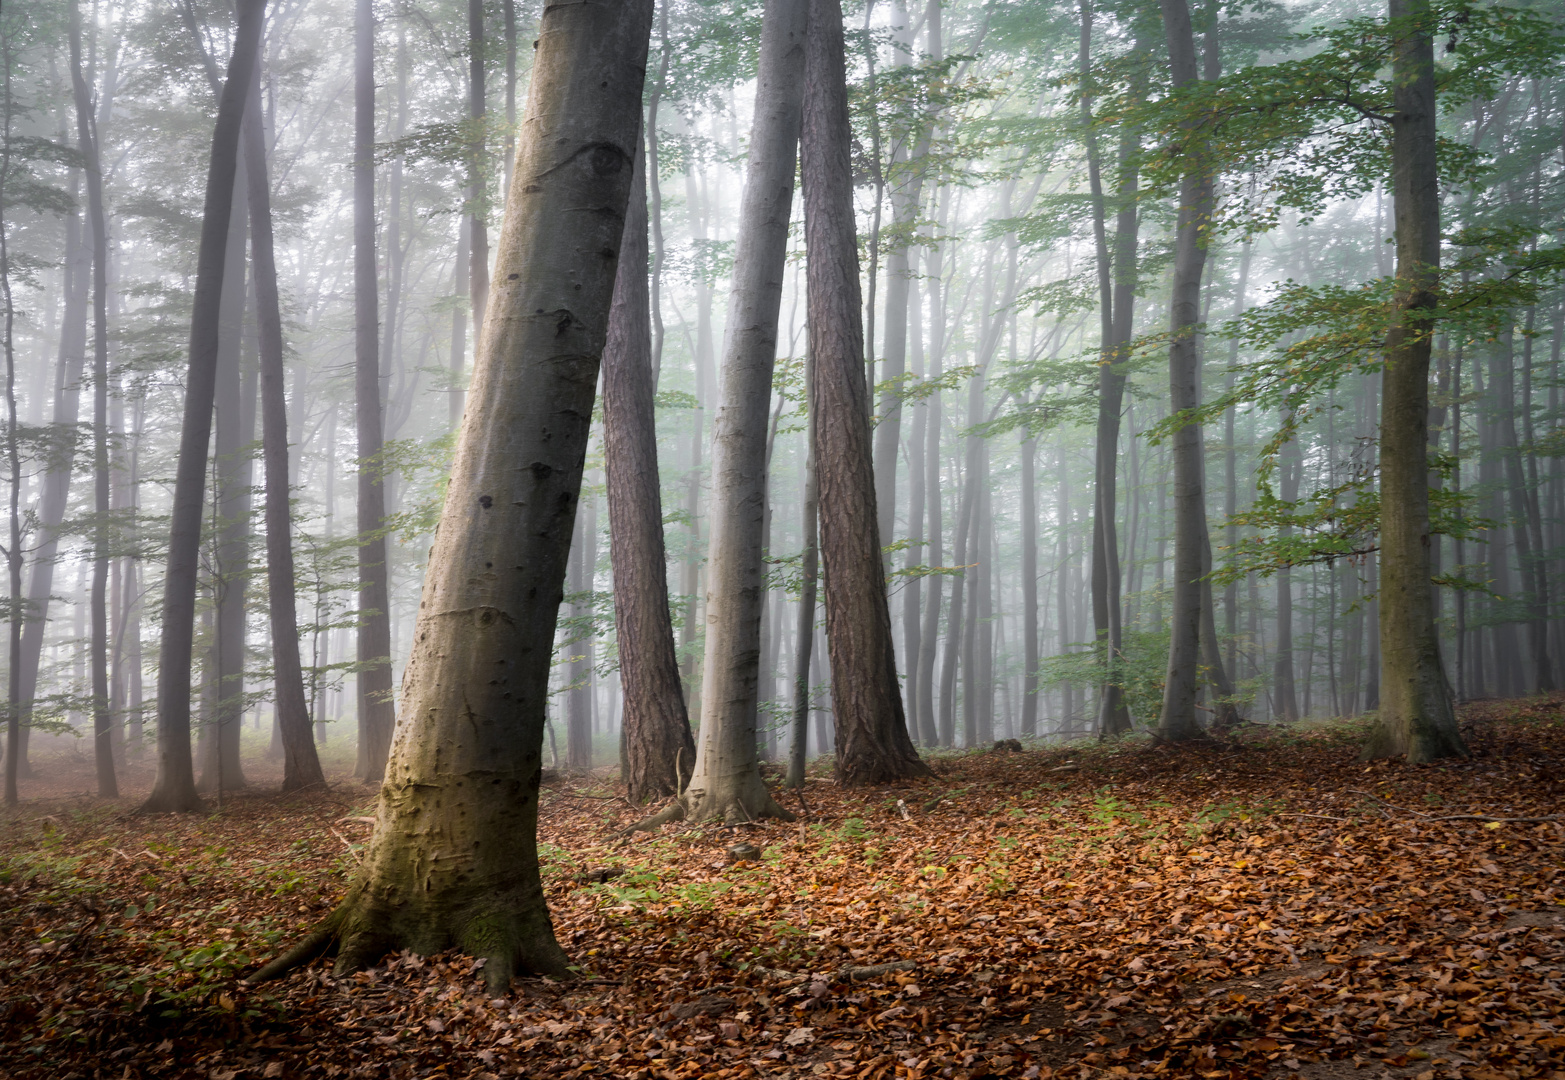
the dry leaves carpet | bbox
[2,699,1563,1080]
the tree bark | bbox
[1155,0,1212,744]
[469,0,491,344]
[603,133,695,804]
[802,0,927,784]
[354,0,395,784]
[142,0,265,814]
[1020,428,1038,736]
[244,60,324,792]
[1363,0,1463,762]
[785,408,818,789]
[250,0,653,992]
[682,0,806,822]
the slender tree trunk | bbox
[1155,0,1212,743]
[251,0,653,991]
[143,0,265,813]
[354,0,395,783]
[566,510,594,770]
[1363,0,1463,762]
[1020,429,1038,736]
[1,33,21,806]
[469,0,491,343]
[244,62,323,792]
[604,133,694,804]
[785,385,819,789]
[801,0,927,784]
[681,0,805,821]
[913,216,944,747]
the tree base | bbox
[622,781,796,833]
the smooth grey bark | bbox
[1154,0,1212,744]
[244,63,324,792]
[802,0,927,784]
[603,137,694,804]
[142,0,265,814]
[785,376,818,790]
[566,506,594,771]
[1492,328,1553,691]
[69,0,116,798]
[682,0,805,822]
[250,0,653,992]
[1272,424,1300,720]
[1020,427,1038,736]
[1,55,20,804]
[469,0,491,345]
[1362,0,1463,762]
[354,0,394,783]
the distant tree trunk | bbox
[354,0,395,784]
[468,0,491,343]
[802,0,927,784]
[2,34,24,804]
[913,221,944,747]
[142,0,265,814]
[69,0,117,797]
[1363,0,1463,762]
[449,219,470,430]
[1154,0,1212,744]
[1020,428,1038,736]
[250,0,653,991]
[785,383,818,789]
[603,134,695,804]
[681,0,805,822]
[566,509,594,770]
[1491,327,1553,691]
[244,63,324,792]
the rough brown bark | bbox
[603,136,695,804]
[801,0,927,785]
[248,0,653,993]
[142,0,266,813]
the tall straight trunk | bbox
[69,0,116,797]
[975,469,994,744]
[1155,0,1212,743]
[354,0,395,784]
[1222,241,1251,676]
[1,39,20,805]
[801,0,926,784]
[682,0,804,822]
[901,307,926,742]
[1492,326,1552,691]
[1272,424,1300,720]
[1057,444,1075,729]
[566,510,593,770]
[251,0,653,992]
[244,62,324,792]
[941,455,976,745]
[449,218,470,429]
[786,366,819,789]
[503,0,517,193]
[913,202,945,747]
[1364,0,1463,762]
[1020,429,1038,736]
[142,0,266,814]
[604,135,694,804]
[469,0,491,344]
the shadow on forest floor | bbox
[2,694,1562,1080]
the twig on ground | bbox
[330,828,363,864]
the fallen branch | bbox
[1345,790,1562,824]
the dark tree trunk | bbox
[250,0,653,993]
[801,0,927,784]
[244,62,324,792]
[142,0,266,814]
[603,135,695,804]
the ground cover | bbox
[1,697,1562,1080]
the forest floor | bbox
[1,698,1563,1080]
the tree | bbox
[355,0,395,784]
[244,59,325,792]
[249,0,654,993]
[801,0,927,785]
[142,0,266,814]
[603,133,695,804]
[679,0,806,824]
[1362,0,1463,762]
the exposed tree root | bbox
[619,783,796,834]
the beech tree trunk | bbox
[801,0,927,785]
[354,0,395,783]
[142,0,265,813]
[1363,0,1463,762]
[785,403,818,789]
[244,63,324,792]
[680,0,804,822]
[1155,0,1212,744]
[603,136,694,804]
[250,0,653,993]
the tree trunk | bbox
[1363,0,1463,762]
[142,0,266,814]
[566,508,594,770]
[604,133,695,804]
[913,215,944,748]
[785,378,818,789]
[469,0,491,345]
[801,0,927,784]
[69,0,116,798]
[1020,429,1038,736]
[1154,0,1211,744]
[244,60,324,792]
[355,0,395,784]
[682,0,805,822]
[250,0,653,992]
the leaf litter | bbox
[1,695,1562,1080]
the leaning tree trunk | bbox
[678,0,805,824]
[248,0,653,993]
[801,0,927,785]
[1363,0,1463,762]
[354,0,395,783]
[142,0,265,814]
[69,0,117,798]
[1154,0,1211,744]
[603,135,695,804]
[244,62,324,792]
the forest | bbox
[1,0,1563,1074]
